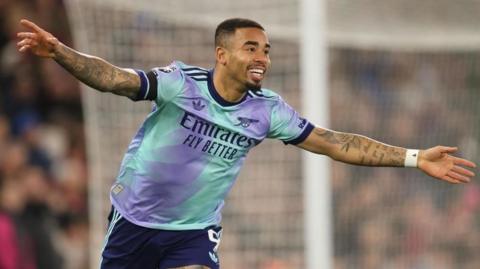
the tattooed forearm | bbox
[53,44,140,98]
[315,129,405,166]
[319,130,362,153]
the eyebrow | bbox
[243,41,271,49]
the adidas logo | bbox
[192,99,206,111]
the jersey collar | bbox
[207,69,248,107]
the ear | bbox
[216,46,228,65]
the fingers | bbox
[17,38,38,47]
[20,19,44,33]
[442,175,462,184]
[439,146,457,153]
[442,163,475,184]
[17,38,38,53]
[19,45,31,52]
[17,31,38,54]
[453,156,477,168]
[452,165,475,177]
[17,32,36,39]
[447,170,470,183]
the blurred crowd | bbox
[0,0,89,269]
[330,49,480,269]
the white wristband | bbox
[404,149,419,167]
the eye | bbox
[246,46,256,52]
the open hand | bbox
[418,146,476,184]
[17,19,59,58]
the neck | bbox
[212,67,247,103]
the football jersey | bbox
[110,61,314,230]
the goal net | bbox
[64,0,480,268]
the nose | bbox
[254,52,269,64]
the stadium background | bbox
[1,0,479,268]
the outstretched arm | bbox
[297,127,476,184]
[16,19,140,99]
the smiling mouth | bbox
[248,68,265,81]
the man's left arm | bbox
[296,127,476,184]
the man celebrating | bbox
[17,18,475,269]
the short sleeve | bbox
[131,62,184,105]
[267,98,314,145]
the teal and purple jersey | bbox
[110,61,314,230]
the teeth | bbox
[250,69,264,74]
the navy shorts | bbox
[100,207,222,269]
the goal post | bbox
[300,0,332,268]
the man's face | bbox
[221,27,271,91]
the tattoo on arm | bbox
[53,44,140,99]
[315,129,405,166]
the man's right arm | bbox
[53,44,140,99]
[17,19,140,99]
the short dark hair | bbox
[215,18,265,47]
